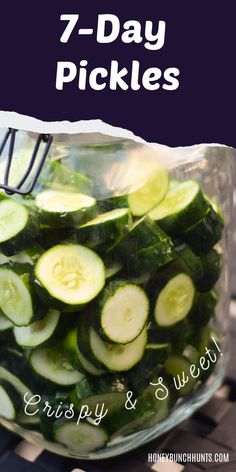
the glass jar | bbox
[0,130,234,460]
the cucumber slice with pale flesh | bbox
[35,190,96,227]
[0,199,38,256]
[164,355,198,396]
[0,380,21,420]
[54,421,108,453]
[128,167,169,216]
[0,311,13,331]
[34,244,105,310]
[65,328,105,376]
[154,273,195,327]
[71,376,127,416]
[90,326,147,371]
[0,268,33,326]
[149,180,209,233]
[30,346,84,386]
[94,281,149,344]
[77,208,131,245]
[14,309,60,347]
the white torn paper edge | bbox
[0,110,232,172]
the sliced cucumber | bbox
[149,180,209,234]
[94,281,149,344]
[77,208,131,245]
[112,216,174,275]
[182,206,224,256]
[0,200,38,256]
[128,167,169,216]
[0,380,21,420]
[0,354,38,414]
[34,244,105,311]
[112,215,171,253]
[0,311,13,331]
[129,239,175,275]
[65,328,105,376]
[35,190,97,227]
[174,241,203,284]
[204,193,223,217]
[154,273,195,327]
[104,255,123,280]
[0,268,34,326]
[189,290,218,326]
[127,342,170,393]
[197,249,222,291]
[41,159,93,194]
[164,355,198,396]
[53,421,108,453]
[30,345,84,386]
[14,309,60,347]
[71,375,127,416]
[98,195,128,212]
[104,385,158,437]
[89,326,147,372]
[39,225,75,249]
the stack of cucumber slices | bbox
[0,162,224,453]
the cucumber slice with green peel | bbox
[173,241,203,284]
[39,225,75,249]
[71,376,127,416]
[128,238,175,275]
[104,255,123,280]
[204,194,223,218]
[182,206,224,256]
[34,244,105,311]
[103,379,169,437]
[0,311,13,331]
[0,380,22,420]
[189,290,218,326]
[128,167,169,216]
[93,281,149,344]
[53,421,108,453]
[77,208,132,245]
[14,309,60,348]
[127,342,170,393]
[35,190,97,227]
[89,326,147,371]
[0,357,38,415]
[0,366,32,400]
[164,355,198,396]
[148,319,194,354]
[41,159,93,195]
[111,216,175,275]
[197,249,222,291]
[149,180,210,234]
[112,215,171,253]
[0,268,34,326]
[65,328,105,376]
[154,273,195,327]
[98,195,128,212]
[0,200,38,256]
[104,400,156,438]
[30,346,84,386]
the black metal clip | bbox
[0,128,53,195]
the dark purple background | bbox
[0,0,235,146]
